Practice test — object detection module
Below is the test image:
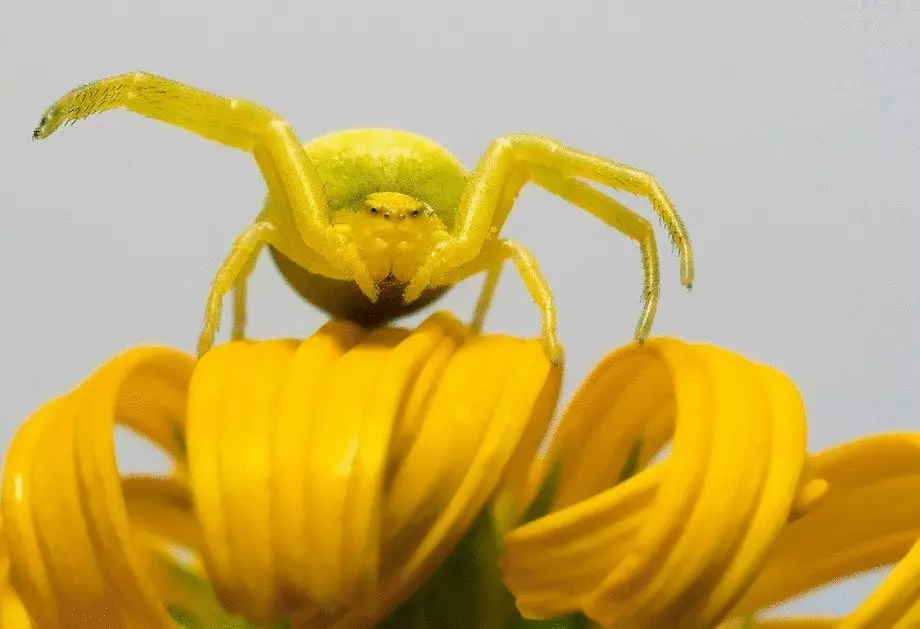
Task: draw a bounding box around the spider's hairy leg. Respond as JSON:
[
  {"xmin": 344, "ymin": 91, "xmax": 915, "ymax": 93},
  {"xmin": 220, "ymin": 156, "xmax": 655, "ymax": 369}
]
[
  {"xmin": 528, "ymin": 165, "xmax": 661, "ymax": 341},
  {"xmin": 34, "ymin": 71, "xmax": 376, "ymax": 300},
  {"xmin": 444, "ymin": 239, "xmax": 562, "ymax": 364},
  {"xmin": 32, "ymin": 71, "xmax": 277, "ymax": 149},
  {"xmin": 199, "ymin": 221, "xmax": 277, "ymax": 357},
  {"xmin": 505, "ymin": 133, "xmax": 693, "ymax": 289}
]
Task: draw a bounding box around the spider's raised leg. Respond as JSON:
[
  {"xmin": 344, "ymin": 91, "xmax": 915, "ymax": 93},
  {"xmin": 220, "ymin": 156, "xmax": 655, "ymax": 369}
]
[
  {"xmin": 34, "ymin": 71, "xmax": 376, "ymax": 299},
  {"xmin": 446, "ymin": 239, "xmax": 561, "ymax": 363},
  {"xmin": 33, "ymin": 71, "xmax": 280, "ymax": 149},
  {"xmin": 408, "ymin": 134, "xmax": 685, "ymax": 343}
]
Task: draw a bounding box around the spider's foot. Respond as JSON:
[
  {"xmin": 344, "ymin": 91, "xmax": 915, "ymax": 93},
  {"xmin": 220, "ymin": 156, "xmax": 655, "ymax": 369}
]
[
  {"xmin": 681, "ymin": 263, "xmax": 694, "ymax": 290},
  {"xmin": 32, "ymin": 108, "xmax": 61, "ymax": 140},
  {"xmin": 196, "ymin": 327, "xmax": 217, "ymax": 358},
  {"xmin": 542, "ymin": 331, "xmax": 565, "ymax": 366},
  {"xmin": 633, "ymin": 327, "xmax": 650, "ymax": 346}
]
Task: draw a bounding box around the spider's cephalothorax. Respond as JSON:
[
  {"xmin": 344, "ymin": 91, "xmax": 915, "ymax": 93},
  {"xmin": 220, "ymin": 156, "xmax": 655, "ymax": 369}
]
[
  {"xmin": 34, "ymin": 72, "xmax": 695, "ymax": 364},
  {"xmin": 266, "ymin": 129, "xmax": 464, "ymax": 327}
]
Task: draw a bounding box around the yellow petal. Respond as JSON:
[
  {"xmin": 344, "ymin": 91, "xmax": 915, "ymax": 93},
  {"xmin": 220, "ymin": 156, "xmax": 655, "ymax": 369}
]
[
  {"xmin": 1, "ymin": 346, "xmax": 195, "ymax": 628},
  {"xmin": 502, "ymin": 338, "xmax": 810, "ymax": 628},
  {"xmin": 728, "ymin": 433, "xmax": 920, "ymax": 628},
  {"xmin": 720, "ymin": 620, "xmax": 838, "ymax": 628},
  {"xmin": 0, "ymin": 312, "xmax": 560, "ymax": 627}
]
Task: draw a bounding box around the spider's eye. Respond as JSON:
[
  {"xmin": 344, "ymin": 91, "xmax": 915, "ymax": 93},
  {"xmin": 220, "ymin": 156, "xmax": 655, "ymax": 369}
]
[
  {"xmin": 411, "ymin": 209, "xmax": 420, "ymax": 217},
  {"xmin": 370, "ymin": 207, "xmax": 378, "ymax": 214}
]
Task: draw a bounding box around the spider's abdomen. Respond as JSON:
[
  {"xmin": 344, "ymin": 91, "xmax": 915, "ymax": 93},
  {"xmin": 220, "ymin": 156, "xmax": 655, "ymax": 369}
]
[{"xmin": 302, "ymin": 128, "xmax": 468, "ymax": 229}]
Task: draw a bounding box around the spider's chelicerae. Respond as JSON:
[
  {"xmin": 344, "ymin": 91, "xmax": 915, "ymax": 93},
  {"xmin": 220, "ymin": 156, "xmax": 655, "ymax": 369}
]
[{"xmin": 34, "ymin": 72, "xmax": 694, "ymax": 364}]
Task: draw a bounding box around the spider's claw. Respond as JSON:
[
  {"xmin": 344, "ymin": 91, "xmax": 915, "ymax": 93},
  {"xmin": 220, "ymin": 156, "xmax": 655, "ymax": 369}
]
[
  {"xmin": 32, "ymin": 116, "xmax": 48, "ymax": 140},
  {"xmin": 348, "ymin": 255, "xmax": 377, "ymax": 302},
  {"xmin": 32, "ymin": 110, "xmax": 59, "ymax": 140},
  {"xmin": 404, "ymin": 253, "xmax": 437, "ymax": 304},
  {"xmin": 403, "ymin": 275, "xmax": 427, "ymax": 305},
  {"xmin": 356, "ymin": 271, "xmax": 378, "ymax": 303},
  {"xmin": 349, "ymin": 256, "xmax": 377, "ymax": 302}
]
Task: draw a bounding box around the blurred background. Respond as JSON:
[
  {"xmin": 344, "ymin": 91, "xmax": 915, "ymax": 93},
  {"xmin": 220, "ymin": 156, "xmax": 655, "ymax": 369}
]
[{"xmin": 1, "ymin": 0, "xmax": 918, "ymax": 618}]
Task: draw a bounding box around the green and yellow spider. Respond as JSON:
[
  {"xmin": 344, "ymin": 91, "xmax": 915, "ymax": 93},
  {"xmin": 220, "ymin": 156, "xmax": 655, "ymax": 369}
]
[{"xmin": 34, "ymin": 72, "xmax": 694, "ymax": 364}]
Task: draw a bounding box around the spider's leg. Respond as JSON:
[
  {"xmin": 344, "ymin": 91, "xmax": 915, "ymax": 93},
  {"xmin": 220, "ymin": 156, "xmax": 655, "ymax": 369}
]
[
  {"xmin": 527, "ymin": 165, "xmax": 661, "ymax": 341},
  {"xmin": 470, "ymin": 265, "xmax": 502, "ymax": 334},
  {"xmin": 468, "ymin": 164, "xmax": 529, "ymax": 333},
  {"xmin": 230, "ymin": 253, "xmax": 261, "ymax": 342},
  {"xmin": 230, "ymin": 232, "xmax": 344, "ymax": 341},
  {"xmin": 409, "ymin": 134, "xmax": 683, "ymax": 343},
  {"xmin": 33, "ymin": 71, "xmax": 278, "ymax": 149},
  {"xmin": 501, "ymin": 134, "xmax": 693, "ymax": 289},
  {"xmin": 35, "ymin": 71, "xmax": 376, "ymax": 299},
  {"xmin": 444, "ymin": 239, "xmax": 561, "ymax": 364},
  {"xmin": 200, "ymin": 221, "xmax": 277, "ymax": 357},
  {"xmin": 231, "ymin": 279, "xmax": 248, "ymax": 341}
]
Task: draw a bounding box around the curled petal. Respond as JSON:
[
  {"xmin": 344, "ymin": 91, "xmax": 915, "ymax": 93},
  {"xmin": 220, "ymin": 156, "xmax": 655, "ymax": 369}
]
[
  {"xmin": 728, "ymin": 434, "xmax": 920, "ymax": 628},
  {"xmin": 502, "ymin": 338, "xmax": 811, "ymax": 628},
  {"xmin": 0, "ymin": 346, "xmax": 196, "ymax": 628}
]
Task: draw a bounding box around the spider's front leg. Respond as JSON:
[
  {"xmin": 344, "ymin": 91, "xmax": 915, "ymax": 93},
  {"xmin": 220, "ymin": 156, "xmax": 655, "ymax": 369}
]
[
  {"xmin": 406, "ymin": 134, "xmax": 692, "ymax": 347},
  {"xmin": 35, "ymin": 72, "xmax": 375, "ymax": 293},
  {"xmin": 34, "ymin": 71, "xmax": 378, "ymax": 350}
]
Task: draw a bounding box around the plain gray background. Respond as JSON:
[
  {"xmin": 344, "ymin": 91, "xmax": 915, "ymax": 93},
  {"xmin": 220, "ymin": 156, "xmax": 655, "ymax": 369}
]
[{"xmin": 2, "ymin": 0, "xmax": 918, "ymax": 620}]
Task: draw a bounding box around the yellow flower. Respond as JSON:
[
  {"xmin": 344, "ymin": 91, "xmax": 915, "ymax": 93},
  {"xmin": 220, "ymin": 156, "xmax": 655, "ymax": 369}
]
[{"xmin": 0, "ymin": 311, "xmax": 917, "ymax": 628}]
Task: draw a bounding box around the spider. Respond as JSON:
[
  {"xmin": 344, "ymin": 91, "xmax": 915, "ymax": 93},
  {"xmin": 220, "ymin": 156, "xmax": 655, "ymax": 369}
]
[{"xmin": 33, "ymin": 71, "xmax": 694, "ymax": 364}]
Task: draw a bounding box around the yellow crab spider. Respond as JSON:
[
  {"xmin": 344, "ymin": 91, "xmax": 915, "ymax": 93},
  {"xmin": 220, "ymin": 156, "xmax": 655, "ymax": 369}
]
[{"xmin": 33, "ymin": 71, "xmax": 694, "ymax": 364}]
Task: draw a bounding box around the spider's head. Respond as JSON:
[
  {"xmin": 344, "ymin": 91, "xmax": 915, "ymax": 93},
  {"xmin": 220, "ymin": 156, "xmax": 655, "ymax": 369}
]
[{"xmin": 334, "ymin": 192, "xmax": 448, "ymax": 284}]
